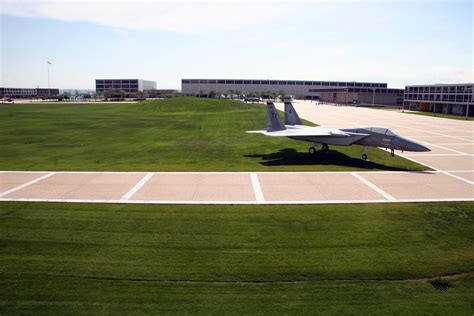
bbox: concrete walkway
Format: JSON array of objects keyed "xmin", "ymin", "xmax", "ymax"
[
  {"xmin": 1, "ymin": 102, "xmax": 472, "ymax": 204},
  {"xmin": 0, "ymin": 170, "xmax": 472, "ymax": 204}
]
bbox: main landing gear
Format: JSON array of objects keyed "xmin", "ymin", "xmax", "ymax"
[
  {"xmin": 308, "ymin": 144, "xmax": 329, "ymax": 155},
  {"xmin": 390, "ymin": 148, "xmax": 395, "ymax": 157},
  {"xmin": 362, "ymin": 146, "xmax": 369, "ymax": 161}
]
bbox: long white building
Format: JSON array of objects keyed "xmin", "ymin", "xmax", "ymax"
[{"xmin": 181, "ymin": 78, "xmax": 403, "ymax": 105}]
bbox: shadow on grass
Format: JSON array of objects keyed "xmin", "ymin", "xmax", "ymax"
[{"xmin": 245, "ymin": 148, "xmax": 413, "ymax": 171}]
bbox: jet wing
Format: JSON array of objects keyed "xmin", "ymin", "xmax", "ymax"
[
  {"xmin": 247, "ymin": 127, "xmax": 370, "ymax": 146},
  {"xmin": 247, "ymin": 126, "xmax": 351, "ymax": 137}
]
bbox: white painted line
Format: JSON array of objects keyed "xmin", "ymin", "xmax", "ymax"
[
  {"xmin": 404, "ymin": 154, "xmax": 471, "ymax": 157},
  {"xmin": 420, "ymin": 143, "xmax": 469, "ymax": 155},
  {"xmin": 250, "ymin": 173, "xmax": 265, "ymax": 203},
  {"xmin": 120, "ymin": 172, "xmax": 154, "ymax": 201},
  {"xmin": 397, "ymin": 154, "xmax": 474, "ymax": 185},
  {"xmin": 1, "ymin": 170, "xmax": 430, "ymax": 175},
  {"xmin": 1, "ymin": 197, "xmax": 473, "ymax": 205},
  {"xmin": 446, "ymin": 170, "xmax": 474, "ymax": 173},
  {"xmin": 0, "ymin": 172, "xmax": 56, "ymax": 197},
  {"xmin": 351, "ymin": 172, "xmax": 396, "ymax": 201}
]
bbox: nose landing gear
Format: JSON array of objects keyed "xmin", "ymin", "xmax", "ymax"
[{"xmin": 309, "ymin": 147, "xmax": 317, "ymax": 155}]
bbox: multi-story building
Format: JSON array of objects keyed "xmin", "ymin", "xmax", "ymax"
[
  {"xmin": 95, "ymin": 79, "xmax": 156, "ymax": 95},
  {"xmin": 404, "ymin": 83, "xmax": 473, "ymax": 116},
  {"xmin": 181, "ymin": 79, "xmax": 403, "ymax": 105},
  {"xmin": 0, "ymin": 87, "xmax": 59, "ymax": 99}
]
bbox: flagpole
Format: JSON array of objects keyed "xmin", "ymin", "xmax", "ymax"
[{"xmin": 47, "ymin": 61, "xmax": 51, "ymax": 97}]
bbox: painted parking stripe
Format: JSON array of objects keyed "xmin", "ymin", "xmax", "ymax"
[
  {"xmin": 121, "ymin": 172, "xmax": 154, "ymax": 201},
  {"xmin": 250, "ymin": 173, "xmax": 265, "ymax": 203},
  {"xmin": 351, "ymin": 172, "xmax": 396, "ymax": 201},
  {"xmin": 0, "ymin": 172, "xmax": 56, "ymax": 197}
]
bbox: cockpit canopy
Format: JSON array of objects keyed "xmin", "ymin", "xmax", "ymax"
[{"xmin": 363, "ymin": 127, "xmax": 397, "ymax": 136}]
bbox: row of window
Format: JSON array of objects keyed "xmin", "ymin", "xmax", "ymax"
[
  {"xmin": 0, "ymin": 88, "xmax": 59, "ymax": 94},
  {"xmin": 182, "ymin": 79, "xmax": 387, "ymax": 88},
  {"xmin": 404, "ymin": 94, "xmax": 472, "ymax": 102},
  {"xmin": 96, "ymin": 80, "xmax": 139, "ymax": 84},
  {"xmin": 96, "ymin": 87, "xmax": 139, "ymax": 92},
  {"xmin": 406, "ymin": 86, "xmax": 473, "ymax": 93},
  {"xmin": 309, "ymin": 88, "xmax": 404, "ymax": 94},
  {"xmin": 97, "ymin": 84, "xmax": 139, "ymax": 88}
]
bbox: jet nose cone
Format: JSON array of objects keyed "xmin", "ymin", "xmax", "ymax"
[
  {"xmin": 400, "ymin": 137, "xmax": 431, "ymax": 152},
  {"xmin": 412, "ymin": 142, "xmax": 431, "ymax": 152}
]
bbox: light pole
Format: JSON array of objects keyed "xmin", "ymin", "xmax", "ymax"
[{"xmin": 372, "ymin": 88, "xmax": 375, "ymax": 108}]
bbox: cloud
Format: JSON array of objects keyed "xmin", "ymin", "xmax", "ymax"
[{"xmin": 0, "ymin": 0, "xmax": 301, "ymax": 33}]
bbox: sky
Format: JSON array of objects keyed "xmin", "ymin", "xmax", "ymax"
[{"xmin": 0, "ymin": 0, "xmax": 472, "ymax": 89}]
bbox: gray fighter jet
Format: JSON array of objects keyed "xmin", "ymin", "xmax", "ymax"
[{"xmin": 247, "ymin": 102, "xmax": 430, "ymax": 160}]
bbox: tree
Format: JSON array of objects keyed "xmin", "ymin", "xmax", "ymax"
[{"xmin": 209, "ymin": 91, "xmax": 217, "ymax": 98}]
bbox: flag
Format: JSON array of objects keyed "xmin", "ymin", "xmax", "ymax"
[{"xmin": 47, "ymin": 60, "xmax": 52, "ymax": 64}]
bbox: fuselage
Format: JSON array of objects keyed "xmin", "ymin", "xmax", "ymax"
[{"xmin": 286, "ymin": 126, "xmax": 430, "ymax": 152}]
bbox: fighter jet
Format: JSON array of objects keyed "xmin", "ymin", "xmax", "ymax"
[{"xmin": 247, "ymin": 102, "xmax": 430, "ymax": 160}]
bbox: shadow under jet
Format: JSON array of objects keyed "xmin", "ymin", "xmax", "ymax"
[{"xmin": 244, "ymin": 148, "xmax": 419, "ymax": 171}]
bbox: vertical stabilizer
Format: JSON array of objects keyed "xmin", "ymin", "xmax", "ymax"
[
  {"xmin": 284, "ymin": 102, "xmax": 302, "ymax": 125},
  {"xmin": 266, "ymin": 102, "xmax": 286, "ymax": 132}
]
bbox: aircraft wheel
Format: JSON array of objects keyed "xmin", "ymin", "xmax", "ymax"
[
  {"xmin": 309, "ymin": 147, "xmax": 317, "ymax": 155},
  {"xmin": 322, "ymin": 144, "xmax": 329, "ymax": 152},
  {"xmin": 362, "ymin": 154, "xmax": 368, "ymax": 161}
]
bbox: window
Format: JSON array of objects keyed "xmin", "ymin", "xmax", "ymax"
[
  {"xmin": 190, "ymin": 80, "xmax": 199, "ymax": 84},
  {"xmin": 235, "ymin": 80, "xmax": 243, "ymax": 84},
  {"xmin": 199, "ymin": 80, "xmax": 208, "ymax": 84},
  {"xmin": 296, "ymin": 81, "xmax": 304, "ymax": 85},
  {"xmin": 313, "ymin": 82, "xmax": 321, "ymax": 86},
  {"xmin": 304, "ymin": 81, "xmax": 312, "ymax": 85},
  {"xmin": 385, "ymin": 129, "xmax": 396, "ymax": 136},
  {"xmin": 287, "ymin": 81, "xmax": 296, "ymax": 85},
  {"xmin": 225, "ymin": 80, "xmax": 235, "ymax": 84},
  {"xmin": 279, "ymin": 81, "xmax": 287, "ymax": 85},
  {"xmin": 217, "ymin": 80, "xmax": 225, "ymax": 84},
  {"xmin": 261, "ymin": 80, "xmax": 269, "ymax": 84},
  {"xmin": 182, "ymin": 80, "xmax": 190, "ymax": 84},
  {"xmin": 252, "ymin": 80, "xmax": 261, "ymax": 84},
  {"xmin": 243, "ymin": 80, "xmax": 251, "ymax": 84},
  {"xmin": 270, "ymin": 81, "xmax": 278, "ymax": 85},
  {"xmin": 208, "ymin": 80, "xmax": 216, "ymax": 84}
]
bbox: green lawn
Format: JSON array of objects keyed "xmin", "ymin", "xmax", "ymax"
[
  {"xmin": 0, "ymin": 202, "xmax": 473, "ymax": 314},
  {"xmin": 404, "ymin": 110, "xmax": 473, "ymax": 121},
  {"xmin": 0, "ymin": 97, "xmax": 426, "ymax": 171}
]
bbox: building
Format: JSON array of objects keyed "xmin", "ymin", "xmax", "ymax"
[
  {"xmin": 0, "ymin": 87, "xmax": 59, "ymax": 99},
  {"xmin": 181, "ymin": 78, "xmax": 404, "ymax": 105},
  {"xmin": 95, "ymin": 79, "xmax": 156, "ymax": 95},
  {"xmin": 404, "ymin": 83, "xmax": 473, "ymax": 116}
]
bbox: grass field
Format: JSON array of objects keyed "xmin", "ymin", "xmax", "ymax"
[
  {"xmin": 404, "ymin": 111, "xmax": 473, "ymax": 121},
  {"xmin": 0, "ymin": 201, "xmax": 472, "ymax": 314},
  {"xmin": 0, "ymin": 97, "xmax": 426, "ymax": 171}
]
